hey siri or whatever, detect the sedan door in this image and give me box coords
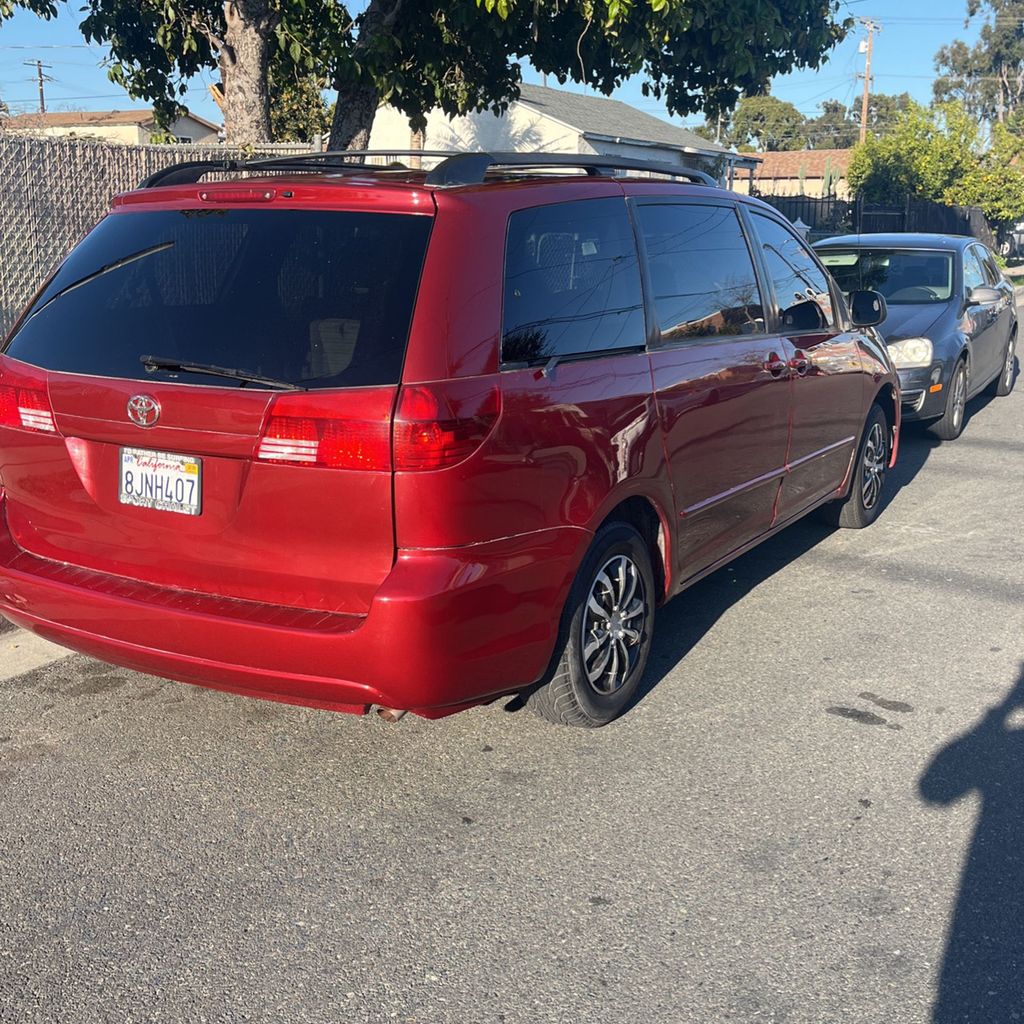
[972,243,1016,385]
[746,211,868,522]
[962,245,1004,387]
[635,198,794,582]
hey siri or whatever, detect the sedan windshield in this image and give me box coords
[817,248,955,305]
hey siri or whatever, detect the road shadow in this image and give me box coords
[632,414,942,705]
[918,666,1024,1023]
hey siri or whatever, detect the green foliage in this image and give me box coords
[269,67,330,143]
[804,98,857,148]
[847,100,980,204]
[2,0,850,144]
[934,1,1024,122]
[730,94,807,150]
[945,122,1024,222]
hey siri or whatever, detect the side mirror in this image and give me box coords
[782,299,827,332]
[849,289,887,328]
[967,285,1000,306]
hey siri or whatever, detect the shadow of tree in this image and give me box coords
[919,666,1024,1024]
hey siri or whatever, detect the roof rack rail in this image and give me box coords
[137,149,717,190]
[423,152,718,187]
[138,150,463,189]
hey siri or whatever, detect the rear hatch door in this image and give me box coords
[0,187,433,614]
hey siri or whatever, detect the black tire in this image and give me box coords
[986,331,1017,398]
[528,523,655,728]
[929,358,969,441]
[818,402,890,530]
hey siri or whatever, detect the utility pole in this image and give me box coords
[858,19,880,145]
[24,60,53,115]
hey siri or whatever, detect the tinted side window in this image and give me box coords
[963,249,987,292]
[975,246,1001,286]
[751,213,835,330]
[501,198,645,363]
[636,203,765,342]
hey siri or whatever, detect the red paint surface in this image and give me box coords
[0,174,899,718]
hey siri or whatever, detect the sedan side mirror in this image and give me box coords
[849,289,887,328]
[967,285,1001,306]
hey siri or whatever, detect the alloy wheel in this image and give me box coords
[951,365,967,431]
[581,554,647,695]
[1005,338,1016,389]
[861,422,886,511]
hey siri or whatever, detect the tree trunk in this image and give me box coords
[328,82,381,151]
[326,0,402,151]
[220,0,276,146]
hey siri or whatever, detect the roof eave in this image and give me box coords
[581,130,739,162]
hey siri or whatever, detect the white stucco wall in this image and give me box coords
[367,103,578,156]
[367,103,732,184]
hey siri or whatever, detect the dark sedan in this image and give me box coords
[814,233,1017,440]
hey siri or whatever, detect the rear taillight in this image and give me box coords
[254,380,501,473]
[255,389,393,471]
[394,380,500,471]
[0,384,56,433]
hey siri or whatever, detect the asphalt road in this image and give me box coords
[1,371,1022,1024]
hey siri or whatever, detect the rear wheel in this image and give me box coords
[818,402,889,530]
[528,523,655,728]
[986,331,1016,398]
[929,359,968,441]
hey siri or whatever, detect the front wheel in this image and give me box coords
[528,523,655,727]
[986,332,1016,398]
[818,403,890,530]
[929,359,968,441]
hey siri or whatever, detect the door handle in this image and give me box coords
[764,353,789,378]
[789,352,810,376]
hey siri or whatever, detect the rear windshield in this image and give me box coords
[4,208,432,389]
[817,247,954,304]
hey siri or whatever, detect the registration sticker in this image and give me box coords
[119,447,202,516]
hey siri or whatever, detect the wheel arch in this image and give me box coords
[870,382,899,468]
[593,495,671,603]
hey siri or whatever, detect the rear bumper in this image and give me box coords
[0,515,586,717]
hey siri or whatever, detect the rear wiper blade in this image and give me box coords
[22,241,175,326]
[141,355,304,391]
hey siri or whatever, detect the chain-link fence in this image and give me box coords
[0,134,320,336]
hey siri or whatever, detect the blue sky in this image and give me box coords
[0,0,983,134]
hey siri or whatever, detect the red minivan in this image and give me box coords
[0,152,898,727]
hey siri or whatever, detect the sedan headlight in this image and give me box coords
[887,337,933,369]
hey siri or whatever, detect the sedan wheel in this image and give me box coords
[930,360,969,441]
[988,333,1017,398]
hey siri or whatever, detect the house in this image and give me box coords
[366,83,759,186]
[732,149,854,199]
[1,109,221,146]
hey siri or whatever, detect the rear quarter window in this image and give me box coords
[501,197,646,364]
[5,208,432,390]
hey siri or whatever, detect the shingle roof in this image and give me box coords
[515,83,730,156]
[2,109,220,131]
[753,149,853,180]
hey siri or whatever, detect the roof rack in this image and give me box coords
[423,152,717,187]
[137,149,717,190]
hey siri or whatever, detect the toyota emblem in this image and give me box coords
[127,394,160,428]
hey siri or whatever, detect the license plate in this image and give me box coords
[119,447,202,516]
